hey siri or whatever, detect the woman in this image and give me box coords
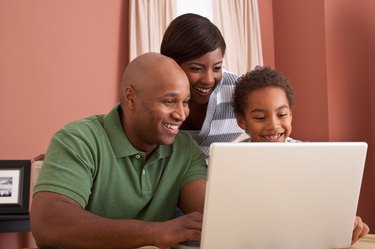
[161,13,245,160]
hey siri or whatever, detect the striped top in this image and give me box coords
[182,70,245,160]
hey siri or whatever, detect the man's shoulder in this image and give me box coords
[171,132,203,154]
[173,132,197,145]
[58,114,106,137]
[171,133,207,165]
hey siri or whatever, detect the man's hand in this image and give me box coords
[352,216,370,244]
[151,212,203,248]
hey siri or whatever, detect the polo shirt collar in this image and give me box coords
[103,104,171,159]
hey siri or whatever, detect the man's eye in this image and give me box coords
[164,99,175,105]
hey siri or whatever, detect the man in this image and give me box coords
[31,53,207,249]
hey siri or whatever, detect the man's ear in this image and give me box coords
[236,114,247,130]
[124,86,136,108]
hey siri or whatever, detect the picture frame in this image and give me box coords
[0,160,31,214]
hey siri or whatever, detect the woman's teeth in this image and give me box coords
[195,87,211,93]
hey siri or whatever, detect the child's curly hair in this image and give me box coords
[232,66,294,116]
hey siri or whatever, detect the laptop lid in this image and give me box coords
[200,142,367,249]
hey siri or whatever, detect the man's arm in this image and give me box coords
[31,191,203,249]
[179,179,206,214]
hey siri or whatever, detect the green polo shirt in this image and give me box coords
[34,104,207,221]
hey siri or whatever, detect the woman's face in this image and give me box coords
[179,48,223,105]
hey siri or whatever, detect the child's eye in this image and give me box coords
[254,116,265,121]
[279,113,288,118]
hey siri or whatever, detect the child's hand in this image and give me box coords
[351,216,370,244]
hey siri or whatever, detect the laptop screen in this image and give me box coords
[200,142,367,249]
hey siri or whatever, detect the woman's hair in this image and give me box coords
[232,66,295,116]
[160,13,226,64]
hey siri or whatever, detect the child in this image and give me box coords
[232,65,299,143]
[231,65,370,243]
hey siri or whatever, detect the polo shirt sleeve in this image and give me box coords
[180,136,208,187]
[33,121,98,208]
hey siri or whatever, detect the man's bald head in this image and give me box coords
[120,52,187,104]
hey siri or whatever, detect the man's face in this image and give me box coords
[237,87,293,142]
[130,72,190,152]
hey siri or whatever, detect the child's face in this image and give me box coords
[236,87,292,142]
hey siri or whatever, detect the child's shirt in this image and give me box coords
[240,137,301,143]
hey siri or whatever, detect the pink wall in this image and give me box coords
[273,0,330,141]
[269,0,375,230]
[324,0,375,231]
[0,1,129,159]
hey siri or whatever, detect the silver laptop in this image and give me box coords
[198,142,367,249]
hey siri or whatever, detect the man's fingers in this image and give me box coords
[180,212,203,229]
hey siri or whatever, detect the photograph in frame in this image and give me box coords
[0,169,21,204]
[0,160,31,214]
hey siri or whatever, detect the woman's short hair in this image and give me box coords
[160,13,226,64]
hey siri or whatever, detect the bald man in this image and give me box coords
[31,53,207,249]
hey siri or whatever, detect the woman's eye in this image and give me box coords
[213,66,222,72]
[190,67,202,72]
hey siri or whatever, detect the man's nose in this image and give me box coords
[172,103,187,121]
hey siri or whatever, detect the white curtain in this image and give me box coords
[128,0,176,61]
[213,0,263,75]
[128,0,263,76]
